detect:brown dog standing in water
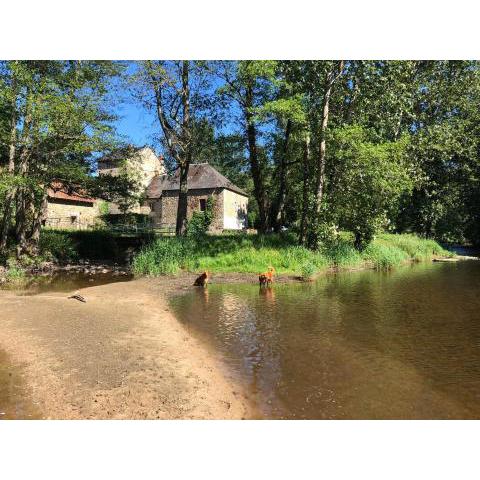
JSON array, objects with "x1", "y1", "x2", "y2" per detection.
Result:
[
  {"x1": 259, "y1": 267, "x2": 275, "y2": 287},
  {"x1": 194, "y1": 271, "x2": 210, "y2": 287}
]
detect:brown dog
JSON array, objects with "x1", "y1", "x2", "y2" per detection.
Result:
[
  {"x1": 259, "y1": 267, "x2": 275, "y2": 286},
  {"x1": 194, "y1": 271, "x2": 210, "y2": 287}
]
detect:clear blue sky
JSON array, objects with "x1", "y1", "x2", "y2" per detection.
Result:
[{"x1": 114, "y1": 99, "x2": 159, "y2": 149}]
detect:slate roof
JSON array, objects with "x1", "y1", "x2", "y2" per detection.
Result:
[{"x1": 146, "y1": 163, "x2": 248, "y2": 198}]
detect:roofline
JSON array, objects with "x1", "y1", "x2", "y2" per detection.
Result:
[{"x1": 147, "y1": 185, "x2": 248, "y2": 198}]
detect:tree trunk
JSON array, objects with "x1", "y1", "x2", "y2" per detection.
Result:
[
  {"x1": 14, "y1": 141, "x2": 33, "y2": 258},
  {"x1": 314, "y1": 61, "x2": 344, "y2": 217},
  {"x1": 176, "y1": 162, "x2": 190, "y2": 235},
  {"x1": 245, "y1": 83, "x2": 269, "y2": 233},
  {"x1": 28, "y1": 192, "x2": 48, "y2": 252},
  {"x1": 15, "y1": 192, "x2": 28, "y2": 258},
  {"x1": 175, "y1": 61, "x2": 191, "y2": 236},
  {"x1": 271, "y1": 119, "x2": 292, "y2": 232},
  {"x1": 0, "y1": 79, "x2": 18, "y2": 253},
  {"x1": 299, "y1": 133, "x2": 310, "y2": 245}
]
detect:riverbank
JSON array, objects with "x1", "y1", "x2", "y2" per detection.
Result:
[
  {"x1": 132, "y1": 232, "x2": 453, "y2": 278},
  {"x1": 0, "y1": 279, "x2": 254, "y2": 419}
]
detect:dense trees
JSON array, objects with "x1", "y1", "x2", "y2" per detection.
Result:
[
  {"x1": 1, "y1": 60, "x2": 480, "y2": 258},
  {"x1": 0, "y1": 61, "x2": 126, "y2": 258},
  {"x1": 205, "y1": 60, "x2": 480, "y2": 247}
]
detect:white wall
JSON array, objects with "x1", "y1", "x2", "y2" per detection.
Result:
[{"x1": 223, "y1": 189, "x2": 248, "y2": 230}]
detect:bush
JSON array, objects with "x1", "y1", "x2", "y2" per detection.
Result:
[
  {"x1": 39, "y1": 230, "x2": 79, "y2": 262},
  {"x1": 301, "y1": 262, "x2": 317, "y2": 280},
  {"x1": 323, "y1": 239, "x2": 363, "y2": 268},
  {"x1": 186, "y1": 197, "x2": 215, "y2": 238}
]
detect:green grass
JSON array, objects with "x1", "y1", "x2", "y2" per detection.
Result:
[{"x1": 131, "y1": 232, "x2": 452, "y2": 277}]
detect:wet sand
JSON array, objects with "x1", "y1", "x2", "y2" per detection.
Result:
[{"x1": 0, "y1": 277, "x2": 254, "y2": 419}]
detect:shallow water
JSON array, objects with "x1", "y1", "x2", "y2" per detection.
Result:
[
  {"x1": 171, "y1": 261, "x2": 480, "y2": 419},
  {"x1": 1, "y1": 271, "x2": 133, "y2": 295}
]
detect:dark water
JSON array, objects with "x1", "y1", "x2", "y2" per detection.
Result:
[
  {"x1": 1, "y1": 271, "x2": 133, "y2": 295},
  {"x1": 170, "y1": 261, "x2": 480, "y2": 419}
]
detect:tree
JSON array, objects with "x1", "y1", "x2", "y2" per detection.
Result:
[
  {"x1": 329, "y1": 126, "x2": 414, "y2": 249},
  {"x1": 134, "y1": 61, "x2": 212, "y2": 236},
  {"x1": 214, "y1": 60, "x2": 277, "y2": 232},
  {"x1": 0, "y1": 60, "x2": 122, "y2": 257}
]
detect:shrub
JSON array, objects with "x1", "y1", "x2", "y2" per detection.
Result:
[
  {"x1": 186, "y1": 197, "x2": 215, "y2": 238},
  {"x1": 323, "y1": 239, "x2": 363, "y2": 268},
  {"x1": 39, "y1": 230, "x2": 79, "y2": 262},
  {"x1": 301, "y1": 262, "x2": 317, "y2": 280}
]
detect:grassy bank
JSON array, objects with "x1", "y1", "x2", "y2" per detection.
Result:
[{"x1": 132, "y1": 232, "x2": 451, "y2": 278}]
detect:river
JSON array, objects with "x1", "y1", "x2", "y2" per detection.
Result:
[{"x1": 170, "y1": 261, "x2": 480, "y2": 419}]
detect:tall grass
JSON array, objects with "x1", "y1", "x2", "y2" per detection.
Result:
[{"x1": 131, "y1": 232, "x2": 451, "y2": 277}]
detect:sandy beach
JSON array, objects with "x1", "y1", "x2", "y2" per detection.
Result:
[{"x1": 0, "y1": 277, "x2": 254, "y2": 419}]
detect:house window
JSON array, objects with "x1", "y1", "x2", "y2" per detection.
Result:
[{"x1": 199, "y1": 199, "x2": 206, "y2": 212}]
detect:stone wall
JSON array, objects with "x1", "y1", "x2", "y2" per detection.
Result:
[
  {"x1": 45, "y1": 199, "x2": 100, "y2": 229},
  {"x1": 98, "y1": 147, "x2": 165, "y2": 215},
  {"x1": 150, "y1": 188, "x2": 225, "y2": 232}
]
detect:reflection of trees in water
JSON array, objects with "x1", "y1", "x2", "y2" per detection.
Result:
[
  {"x1": 178, "y1": 284, "x2": 285, "y2": 413},
  {"x1": 174, "y1": 262, "x2": 480, "y2": 418}
]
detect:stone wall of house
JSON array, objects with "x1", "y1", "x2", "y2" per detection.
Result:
[
  {"x1": 150, "y1": 188, "x2": 224, "y2": 232},
  {"x1": 223, "y1": 189, "x2": 248, "y2": 230},
  {"x1": 45, "y1": 199, "x2": 100, "y2": 229},
  {"x1": 98, "y1": 147, "x2": 165, "y2": 215}
]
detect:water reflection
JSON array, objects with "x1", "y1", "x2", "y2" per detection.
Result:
[
  {"x1": 1, "y1": 271, "x2": 133, "y2": 295},
  {"x1": 171, "y1": 261, "x2": 480, "y2": 419}
]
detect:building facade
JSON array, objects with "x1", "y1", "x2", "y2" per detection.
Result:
[
  {"x1": 44, "y1": 183, "x2": 99, "y2": 229},
  {"x1": 43, "y1": 149, "x2": 248, "y2": 232},
  {"x1": 97, "y1": 145, "x2": 165, "y2": 215},
  {"x1": 146, "y1": 164, "x2": 248, "y2": 232}
]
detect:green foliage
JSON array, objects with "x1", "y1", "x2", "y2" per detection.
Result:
[
  {"x1": 39, "y1": 230, "x2": 79, "y2": 262},
  {"x1": 300, "y1": 262, "x2": 317, "y2": 280},
  {"x1": 186, "y1": 197, "x2": 215, "y2": 237},
  {"x1": 328, "y1": 125, "x2": 414, "y2": 249},
  {"x1": 131, "y1": 232, "x2": 447, "y2": 276},
  {"x1": 363, "y1": 243, "x2": 409, "y2": 270},
  {"x1": 98, "y1": 201, "x2": 110, "y2": 216},
  {"x1": 5, "y1": 265, "x2": 25, "y2": 282},
  {"x1": 132, "y1": 237, "x2": 194, "y2": 275}
]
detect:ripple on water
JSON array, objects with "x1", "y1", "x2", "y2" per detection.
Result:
[{"x1": 171, "y1": 261, "x2": 480, "y2": 419}]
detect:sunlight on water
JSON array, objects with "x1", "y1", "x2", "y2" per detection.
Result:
[{"x1": 171, "y1": 261, "x2": 480, "y2": 419}]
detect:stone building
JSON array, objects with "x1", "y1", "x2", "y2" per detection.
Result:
[
  {"x1": 44, "y1": 182, "x2": 99, "y2": 229},
  {"x1": 43, "y1": 149, "x2": 249, "y2": 232},
  {"x1": 97, "y1": 145, "x2": 165, "y2": 215},
  {"x1": 146, "y1": 164, "x2": 248, "y2": 231}
]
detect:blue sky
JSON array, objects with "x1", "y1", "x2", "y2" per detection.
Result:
[
  {"x1": 109, "y1": 61, "x2": 244, "y2": 156},
  {"x1": 114, "y1": 99, "x2": 159, "y2": 149}
]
